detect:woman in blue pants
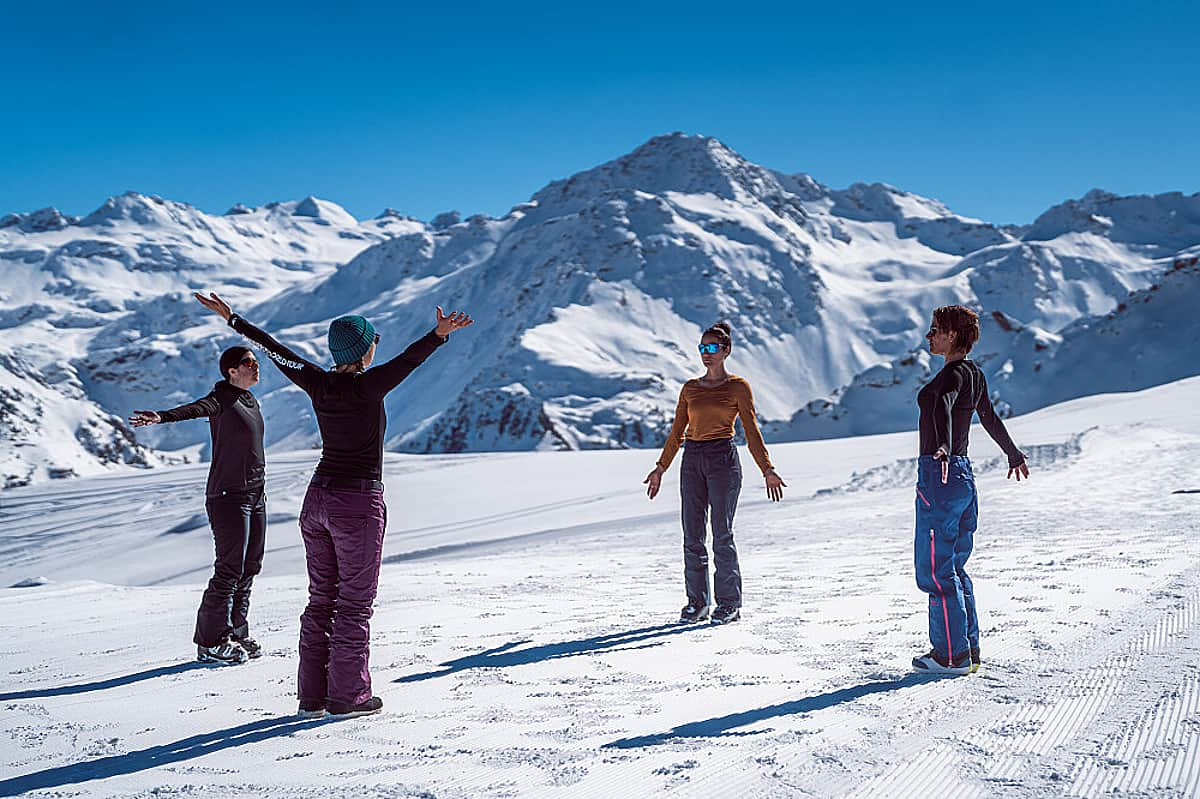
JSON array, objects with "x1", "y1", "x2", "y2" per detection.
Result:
[{"x1": 912, "y1": 305, "x2": 1029, "y2": 675}]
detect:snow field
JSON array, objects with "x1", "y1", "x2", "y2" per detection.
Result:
[{"x1": 2, "y1": 378, "x2": 1199, "y2": 797}]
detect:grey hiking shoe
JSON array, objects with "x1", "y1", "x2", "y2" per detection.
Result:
[
  {"x1": 231, "y1": 636, "x2": 262, "y2": 659},
  {"x1": 197, "y1": 641, "x2": 247, "y2": 665},
  {"x1": 679, "y1": 603, "x2": 711, "y2": 623}
]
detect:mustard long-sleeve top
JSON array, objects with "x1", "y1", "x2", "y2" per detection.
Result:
[{"x1": 655, "y1": 376, "x2": 775, "y2": 475}]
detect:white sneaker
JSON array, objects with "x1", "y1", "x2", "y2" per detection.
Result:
[{"x1": 912, "y1": 649, "x2": 971, "y2": 675}]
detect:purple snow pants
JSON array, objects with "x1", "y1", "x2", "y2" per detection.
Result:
[{"x1": 297, "y1": 476, "x2": 387, "y2": 707}]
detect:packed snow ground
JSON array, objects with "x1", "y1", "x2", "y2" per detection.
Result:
[{"x1": 2, "y1": 378, "x2": 1199, "y2": 797}]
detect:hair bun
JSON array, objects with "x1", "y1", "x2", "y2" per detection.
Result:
[{"x1": 702, "y1": 321, "x2": 733, "y2": 347}]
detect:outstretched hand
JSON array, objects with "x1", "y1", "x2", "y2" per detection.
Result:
[
  {"x1": 194, "y1": 292, "x2": 233, "y2": 322},
  {"x1": 644, "y1": 466, "x2": 664, "y2": 500},
  {"x1": 435, "y1": 306, "x2": 474, "y2": 338},
  {"x1": 933, "y1": 447, "x2": 950, "y2": 484},
  {"x1": 129, "y1": 410, "x2": 160, "y2": 427},
  {"x1": 765, "y1": 471, "x2": 787, "y2": 502},
  {"x1": 1008, "y1": 461, "x2": 1030, "y2": 481}
]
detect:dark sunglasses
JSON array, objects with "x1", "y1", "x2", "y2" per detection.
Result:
[
  {"x1": 698, "y1": 343, "x2": 723, "y2": 354},
  {"x1": 373, "y1": 333, "x2": 381, "y2": 345},
  {"x1": 926, "y1": 326, "x2": 940, "y2": 336},
  {"x1": 239, "y1": 356, "x2": 259, "y2": 367}
]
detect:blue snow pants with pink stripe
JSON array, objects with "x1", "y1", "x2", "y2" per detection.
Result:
[{"x1": 914, "y1": 455, "x2": 979, "y2": 664}]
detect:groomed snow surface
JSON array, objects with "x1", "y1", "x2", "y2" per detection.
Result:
[{"x1": 2, "y1": 377, "x2": 1199, "y2": 798}]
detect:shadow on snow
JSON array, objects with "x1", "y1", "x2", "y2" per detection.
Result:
[
  {"x1": 394, "y1": 622, "x2": 709, "y2": 683},
  {"x1": 0, "y1": 715, "x2": 317, "y2": 796},
  {"x1": 605, "y1": 672, "x2": 949, "y2": 748},
  {"x1": 0, "y1": 661, "x2": 211, "y2": 701}
]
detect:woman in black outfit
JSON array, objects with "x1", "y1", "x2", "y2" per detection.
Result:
[
  {"x1": 130, "y1": 346, "x2": 266, "y2": 665},
  {"x1": 911, "y1": 305, "x2": 1029, "y2": 675}
]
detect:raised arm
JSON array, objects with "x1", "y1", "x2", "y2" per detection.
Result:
[
  {"x1": 362, "y1": 330, "x2": 446, "y2": 395},
  {"x1": 194, "y1": 292, "x2": 320, "y2": 389},
  {"x1": 362, "y1": 306, "x2": 473, "y2": 396}
]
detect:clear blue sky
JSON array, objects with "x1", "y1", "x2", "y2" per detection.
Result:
[{"x1": 2, "y1": 1, "x2": 1196, "y2": 225}]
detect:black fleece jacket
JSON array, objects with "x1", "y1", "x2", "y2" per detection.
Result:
[
  {"x1": 228, "y1": 314, "x2": 445, "y2": 481},
  {"x1": 917, "y1": 359, "x2": 1025, "y2": 468},
  {"x1": 158, "y1": 380, "x2": 266, "y2": 497}
]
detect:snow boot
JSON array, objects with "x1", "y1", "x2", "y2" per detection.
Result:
[
  {"x1": 297, "y1": 699, "x2": 326, "y2": 719},
  {"x1": 327, "y1": 696, "x2": 383, "y2": 719},
  {"x1": 679, "y1": 603, "x2": 711, "y2": 623}
]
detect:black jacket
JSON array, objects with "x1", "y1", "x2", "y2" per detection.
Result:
[
  {"x1": 229, "y1": 314, "x2": 445, "y2": 481},
  {"x1": 917, "y1": 359, "x2": 1024, "y2": 468},
  {"x1": 158, "y1": 380, "x2": 266, "y2": 497}
]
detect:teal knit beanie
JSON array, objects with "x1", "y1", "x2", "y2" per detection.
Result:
[{"x1": 328, "y1": 315, "x2": 377, "y2": 365}]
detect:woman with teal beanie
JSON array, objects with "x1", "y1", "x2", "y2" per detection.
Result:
[{"x1": 195, "y1": 291, "x2": 473, "y2": 718}]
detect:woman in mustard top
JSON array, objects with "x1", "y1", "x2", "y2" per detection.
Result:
[{"x1": 644, "y1": 322, "x2": 787, "y2": 625}]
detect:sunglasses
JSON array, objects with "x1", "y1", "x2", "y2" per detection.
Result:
[
  {"x1": 374, "y1": 333, "x2": 381, "y2": 345},
  {"x1": 239, "y1": 356, "x2": 259, "y2": 368},
  {"x1": 698, "y1": 343, "x2": 723, "y2": 354},
  {"x1": 926, "y1": 326, "x2": 940, "y2": 336}
]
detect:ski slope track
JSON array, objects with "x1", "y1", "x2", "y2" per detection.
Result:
[{"x1": 1, "y1": 377, "x2": 1198, "y2": 796}]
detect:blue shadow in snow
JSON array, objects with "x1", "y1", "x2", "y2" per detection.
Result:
[
  {"x1": 606, "y1": 672, "x2": 947, "y2": 748},
  {"x1": 0, "y1": 715, "x2": 316, "y2": 796},
  {"x1": 395, "y1": 622, "x2": 708, "y2": 683},
  {"x1": 0, "y1": 662, "x2": 209, "y2": 702}
]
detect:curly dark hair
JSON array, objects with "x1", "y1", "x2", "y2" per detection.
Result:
[
  {"x1": 702, "y1": 321, "x2": 732, "y2": 350},
  {"x1": 932, "y1": 305, "x2": 980, "y2": 353}
]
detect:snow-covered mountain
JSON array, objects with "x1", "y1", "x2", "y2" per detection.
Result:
[
  {"x1": 2, "y1": 134, "x2": 1198, "y2": 486},
  {"x1": 0, "y1": 193, "x2": 421, "y2": 485},
  {"x1": 775, "y1": 247, "x2": 1199, "y2": 442}
]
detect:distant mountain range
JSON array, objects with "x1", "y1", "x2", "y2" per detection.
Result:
[{"x1": 2, "y1": 133, "x2": 1197, "y2": 487}]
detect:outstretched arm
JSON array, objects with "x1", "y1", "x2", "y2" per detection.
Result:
[
  {"x1": 130, "y1": 392, "x2": 221, "y2": 427},
  {"x1": 194, "y1": 292, "x2": 319, "y2": 389}
]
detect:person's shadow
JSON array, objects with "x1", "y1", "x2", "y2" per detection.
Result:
[
  {"x1": 605, "y1": 672, "x2": 945, "y2": 748},
  {"x1": 0, "y1": 715, "x2": 317, "y2": 796},
  {"x1": 395, "y1": 622, "x2": 709, "y2": 683},
  {"x1": 0, "y1": 662, "x2": 210, "y2": 702}
]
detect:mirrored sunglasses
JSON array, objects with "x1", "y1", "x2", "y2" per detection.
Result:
[{"x1": 698, "y1": 343, "x2": 722, "y2": 354}]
